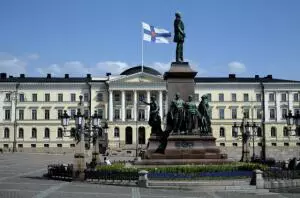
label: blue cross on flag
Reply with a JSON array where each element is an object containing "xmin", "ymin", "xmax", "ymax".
[{"xmin": 142, "ymin": 22, "xmax": 171, "ymax": 43}]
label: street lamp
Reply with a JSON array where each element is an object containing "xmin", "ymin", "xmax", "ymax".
[
  {"xmin": 285, "ymin": 110, "xmax": 300, "ymax": 136},
  {"xmin": 61, "ymin": 110, "xmax": 70, "ymax": 134}
]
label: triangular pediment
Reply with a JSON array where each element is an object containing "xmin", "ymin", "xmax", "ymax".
[{"xmin": 109, "ymin": 72, "xmax": 164, "ymax": 84}]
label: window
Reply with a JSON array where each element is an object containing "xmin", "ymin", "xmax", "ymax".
[
  {"xmin": 57, "ymin": 144, "xmax": 62, "ymax": 148},
  {"xmin": 219, "ymin": 127, "xmax": 225, "ymax": 137},
  {"xmin": 271, "ymin": 127, "xmax": 276, "ymax": 137},
  {"xmin": 232, "ymin": 143, "xmax": 238, "ymax": 147},
  {"xmin": 284, "ymin": 143, "xmax": 289, "ymax": 147},
  {"xmin": 258, "ymin": 143, "xmax": 262, "ymax": 147},
  {"xmin": 139, "ymin": 93, "xmax": 145, "ymax": 101},
  {"xmin": 4, "ymin": 144, "xmax": 8, "ymax": 148},
  {"xmin": 84, "ymin": 109, "xmax": 89, "ymax": 117},
  {"xmin": 70, "ymin": 144, "xmax": 75, "ymax": 148},
  {"xmin": 97, "ymin": 93, "xmax": 103, "ymax": 102},
  {"xmin": 70, "ymin": 128, "xmax": 76, "ymax": 138},
  {"xmin": 138, "ymin": 109, "xmax": 145, "ymax": 121},
  {"xmin": 84, "ymin": 93, "xmax": 89, "ymax": 102},
  {"xmin": 114, "ymin": 127, "xmax": 120, "ymax": 137},
  {"xmin": 270, "ymin": 109, "xmax": 276, "ymax": 120},
  {"xmin": 219, "ymin": 93, "xmax": 224, "ymax": 102},
  {"xmin": 18, "ymin": 128, "xmax": 24, "ymax": 138},
  {"xmin": 5, "ymin": 109, "xmax": 11, "ymax": 120},
  {"xmin": 269, "ymin": 93, "xmax": 275, "ymax": 102},
  {"xmin": 207, "ymin": 93, "xmax": 212, "ymax": 102},
  {"xmin": 243, "ymin": 109, "xmax": 250, "ymax": 119},
  {"xmin": 243, "ymin": 93, "xmax": 249, "ymax": 102},
  {"xmin": 232, "ymin": 127, "xmax": 237, "ymax": 137},
  {"xmin": 114, "ymin": 93, "xmax": 120, "ymax": 102},
  {"xmin": 5, "ymin": 93, "xmax": 10, "ymax": 101},
  {"xmin": 256, "ymin": 108, "xmax": 262, "ymax": 119},
  {"xmin": 126, "ymin": 93, "xmax": 132, "ymax": 102},
  {"xmin": 194, "ymin": 94, "xmax": 199, "ymax": 101},
  {"xmin": 32, "ymin": 128, "xmax": 37, "ymax": 138},
  {"xmin": 71, "ymin": 109, "xmax": 76, "ymax": 119},
  {"xmin": 282, "ymin": 109, "xmax": 288, "ymax": 119},
  {"xmin": 19, "ymin": 109, "xmax": 24, "ymax": 120},
  {"xmin": 58, "ymin": 93, "xmax": 63, "ymax": 102},
  {"xmin": 114, "ymin": 109, "xmax": 120, "ymax": 119},
  {"xmin": 231, "ymin": 93, "xmax": 236, "ymax": 102},
  {"xmin": 32, "ymin": 93, "xmax": 37, "ymax": 102},
  {"xmin": 31, "ymin": 144, "xmax": 36, "ymax": 148},
  {"xmin": 71, "ymin": 93, "xmax": 76, "ymax": 102},
  {"xmin": 219, "ymin": 108, "xmax": 224, "ymax": 119},
  {"xmin": 126, "ymin": 109, "xmax": 132, "ymax": 119},
  {"xmin": 256, "ymin": 94, "xmax": 261, "ymax": 102},
  {"xmin": 296, "ymin": 127, "xmax": 300, "ymax": 136},
  {"xmin": 97, "ymin": 109, "xmax": 103, "ymax": 119},
  {"xmin": 57, "ymin": 109, "xmax": 63, "ymax": 119},
  {"xmin": 4, "ymin": 128, "xmax": 9, "ymax": 138},
  {"xmin": 281, "ymin": 93, "xmax": 287, "ymax": 102},
  {"xmin": 44, "ymin": 128, "xmax": 50, "ymax": 138},
  {"xmin": 45, "ymin": 93, "xmax": 50, "ymax": 102},
  {"xmin": 294, "ymin": 93, "xmax": 299, "ymax": 102},
  {"xmin": 19, "ymin": 93, "xmax": 25, "ymax": 102},
  {"xmin": 271, "ymin": 143, "xmax": 277, "ymax": 146},
  {"xmin": 125, "ymin": 127, "xmax": 133, "ymax": 144},
  {"xmin": 57, "ymin": 128, "xmax": 63, "ymax": 138},
  {"xmin": 257, "ymin": 127, "xmax": 262, "ymax": 137},
  {"xmin": 32, "ymin": 109, "xmax": 37, "ymax": 120},
  {"xmin": 45, "ymin": 109, "xmax": 50, "ymax": 120},
  {"xmin": 44, "ymin": 144, "xmax": 49, "ymax": 148},
  {"xmin": 283, "ymin": 127, "xmax": 289, "ymax": 137},
  {"xmin": 18, "ymin": 144, "xmax": 23, "ymax": 148},
  {"xmin": 220, "ymin": 143, "xmax": 225, "ymax": 147},
  {"xmin": 231, "ymin": 108, "xmax": 237, "ymax": 119},
  {"xmin": 138, "ymin": 127, "xmax": 146, "ymax": 144}
]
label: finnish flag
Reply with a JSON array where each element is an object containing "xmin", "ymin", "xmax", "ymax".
[{"xmin": 142, "ymin": 22, "xmax": 171, "ymax": 44}]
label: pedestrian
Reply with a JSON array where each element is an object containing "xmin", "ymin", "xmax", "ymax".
[{"xmin": 104, "ymin": 157, "xmax": 111, "ymax": 165}]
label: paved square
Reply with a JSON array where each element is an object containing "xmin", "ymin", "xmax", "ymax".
[{"xmin": 0, "ymin": 153, "xmax": 299, "ymax": 198}]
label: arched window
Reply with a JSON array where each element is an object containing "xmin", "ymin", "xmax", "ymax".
[
  {"xmin": 114, "ymin": 127, "xmax": 120, "ymax": 137},
  {"xmin": 138, "ymin": 127, "xmax": 146, "ymax": 144},
  {"xmin": 18, "ymin": 128, "xmax": 24, "ymax": 138},
  {"xmin": 125, "ymin": 127, "xmax": 132, "ymax": 144},
  {"xmin": 57, "ymin": 128, "xmax": 63, "ymax": 138},
  {"xmin": 44, "ymin": 128, "xmax": 50, "ymax": 138},
  {"xmin": 219, "ymin": 127, "xmax": 225, "ymax": 137},
  {"xmin": 271, "ymin": 127, "xmax": 277, "ymax": 137},
  {"xmin": 283, "ymin": 127, "xmax": 289, "ymax": 137},
  {"xmin": 296, "ymin": 127, "xmax": 300, "ymax": 136},
  {"xmin": 4, "ymin": 128, "xmax": 9, "ymax": 138},
  {"xmin": 70, "ymin": 127, "xmax": 76, "ymax": 137},
  {"xmin": 256, "ymin": 127, "xmax": 262, "ymax": 137},
  {"xmin": 32, "ymin": 128, "xmax": 37, "ymax": 138}
]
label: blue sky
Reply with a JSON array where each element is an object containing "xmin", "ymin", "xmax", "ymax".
[{"xmin": 0, "ymin": 0, "xmax": 299, "ymax": 80}]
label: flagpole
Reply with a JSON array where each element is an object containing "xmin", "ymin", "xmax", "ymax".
[{"xmin": 141, "ymin": 23, "xmax": 144, "ymax": 73}]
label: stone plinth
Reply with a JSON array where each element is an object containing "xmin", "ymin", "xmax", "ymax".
[{"xmin": 145, "ymin": 135, "xmax": 162, "ymax": 159}]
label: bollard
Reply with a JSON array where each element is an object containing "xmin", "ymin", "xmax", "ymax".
[
  {"xmin": 254, "ymin": 169, "xmax": 264, "ymax": 189},
  {"xmin": 271, "ymin": 180, "xmax": 279, "ymax": 189},
  {"xmin": 138, "ymin": 170, "xmax": 149, "ymax": 188},
  {"xmin": 278, "ymin": 180, "xmax": 286, "ymax": 188}
]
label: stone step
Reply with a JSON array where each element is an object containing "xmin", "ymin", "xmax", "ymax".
[{"xmin": 148, "ymin": 179, "xmax": 251, "ymax": 187}]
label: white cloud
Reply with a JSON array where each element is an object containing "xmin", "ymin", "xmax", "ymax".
[
  {"xmin": 27, "ymin": 53, "xmax": 39, "ymax": 60},
  {"xmin": 0, "ymin": 52, "xmax": 27, "ymax": 75},
  {"xmin": 93, "ymin": 61, "xmax": 129, "ymax": 75},
  {"xmin": 228, "ymin": 61, "xmax": 246, "ymax": 74}
]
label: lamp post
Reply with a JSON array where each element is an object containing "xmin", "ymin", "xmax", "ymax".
[{"xmin": 91, "ymin": 110, "xmax": 101, "ymax": 163}]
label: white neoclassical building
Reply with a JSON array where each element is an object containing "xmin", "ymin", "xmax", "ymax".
[{"xmin": 1, "ymin": 66, "xmax": 300, "ymax": 160}]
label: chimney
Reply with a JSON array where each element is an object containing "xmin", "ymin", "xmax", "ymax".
[
  {"xmin": 20, "ymin": 74, "xmax": 25, "ymax": 78},
  {"xmin": 65, "ymin": 74, "xmax": 69, "ymax": 78},
  {"xmin": 255, "ymin": 75, "xmax": 259, "ymax": 79},
  {"xmin": 86, "ymin": 74, "xmax": 91, "ymax": 79},
  {"xmin": 266, "ymin": 74, "xmax": 272, "ymax": 79},
  {"xmin": 47, "ymin": 73, "xmax": 51, "ymax": 78},
  {"xmin": 0, "ymin": 73, "xmax": 7, "ymax": 79},
  {"xmin": 228, "ymin": 74, "xmax": 236, "ymax": 79}
]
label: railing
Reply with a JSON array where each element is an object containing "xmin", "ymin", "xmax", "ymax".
[
  {"xmin": 84, "ymin": 170, "xmax": 139, "ymax": 182},
  {"xmin": 47, "ymin": 164, "xmax": 73, "ymax": 181},
  {"xmin": 263, "ymin": 168, "xmax": 300, "ymax": 181}
]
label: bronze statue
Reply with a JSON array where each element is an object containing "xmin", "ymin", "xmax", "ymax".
[
  {"xmin": 170, "ymin": 92, "xmax": 185, "ymax": 133},
  {"xmin": 185, "ymin": 95, "xmax": 198, "ymax": 134},
  {"xmin": 142, "ymin": 95, "xmax": 162, "ymax": 135},
  {"xmin": 173, "ymin": 12, "xmax": 185, "ymax": 62},
  {"xmin": 198, "ymin": 95, "xmax": 211, "ymax": 135}
]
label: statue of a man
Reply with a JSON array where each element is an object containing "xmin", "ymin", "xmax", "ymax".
[
  {"xmin": 170, "ymin": 92, "xmax": 185, "ymax": 133},
  {"xmin": 198, "ymin": 95, "xmax": 211, "ymax": 134},
  {"xmin": 173, "ymin": 12, "xmax": 185, "ymax": 62},
  {"xmin": 141, "ymin": 96, "xmax": 160, "ymax": 127},
  {"xmin": 185, "ymin": 95, "xmax": 198, "ymax": 134}
]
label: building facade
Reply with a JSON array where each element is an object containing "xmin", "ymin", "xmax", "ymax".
[{"xmin": 1, "ymin": 67, "xmax": 300, "ymax": 160}]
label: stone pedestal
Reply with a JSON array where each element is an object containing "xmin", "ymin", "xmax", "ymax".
[
  {"xmin": 73, "ymin": 133, "xmax": 86, "ymax": 181},
  {"xmin": 145, "ymin": 135, "xmax": 162, "ymax": 159},
  {"xmin": 92, "ymin": 138, "xmax": 100, "ymax": 163}
]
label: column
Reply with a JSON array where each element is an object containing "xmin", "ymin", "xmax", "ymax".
[
  {"xmin": 159, "ymin": 90, "xmax": 163, "ymax": 119},
  {"xmin": 276, "ymin": 92, "xmax": 281, "ymax": 121},
  {"xmin": 109, "ymin": 90, "xmax": 113, "ymax": 121},
  {"xmin": 121, "ymin": 91, "xmax": 125, "ymax": 121},
  {"xmin": 288, "ymin": 92, "xmax": 293, "ymax": 112},
  {"xmin": 146, "ymin": 91, "xmax": 150, "ymax": 120},
  {"xmin": 264, "ymin": 92, "xmax": 269, "ymax": 122},
  {"xmin": 134, "ymin": 90, "xmax": 137, "ymax": 121}
]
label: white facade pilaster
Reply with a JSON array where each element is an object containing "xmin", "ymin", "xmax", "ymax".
[
  {"xmin": 264, "ymin": 92, "xmax": 269, "ymax": 122},
  {"xmin": 134, "ymin": 90, "xmax": 137, "ymax": 121},
  {"xmin": 288, "ymin": 92, "xmax": 293, "ymax": 112},
  {"xmin": 109, "ymin": 90, "xmax": 113, "ymax": 121},
  {"xmin": 146, "ymin": 91, "xmax": 150, "ymax": 120},
  {"xmin": 121, "ymin": 91, "xmax": 125, "ymax": 121},
  {"xmin": 276, "ymin": 92, "xmax": 281, "ymax": 121},
  {"xmin": 159, "ymin": 90, "xmax": 163, "ymax": 119}
]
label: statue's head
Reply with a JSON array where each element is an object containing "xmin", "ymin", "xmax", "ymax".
[
  {"xmin": 175, "ymin": 92, "xmax": 180, "ymax": 99},
  {"xmin": 151, "ymin": 95, "xmax": 156, "ymax": 101},
  {"xmin": 188, "ymin": 95, "xmax": 193, "ymax": 101},
  {"xmin": 201, "ymin": 95, "xmax": 208, "ymax": 104},
  {"xmin": 175, "ymin": 12, "xmax": 181, "ymax": 19}
]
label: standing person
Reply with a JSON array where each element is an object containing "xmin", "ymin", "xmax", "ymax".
[
  {"xmin": 173, "ymin": 12, "xmax": 185, "ymax": 62},
  {"xmin": 104, "ymin": 157, "xmax": 111, "ymax": 165}
]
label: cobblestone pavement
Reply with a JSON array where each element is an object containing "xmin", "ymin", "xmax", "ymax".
[{"xmin": 0, "ymin": 153, "xmax": 299, "ymax": 198}]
